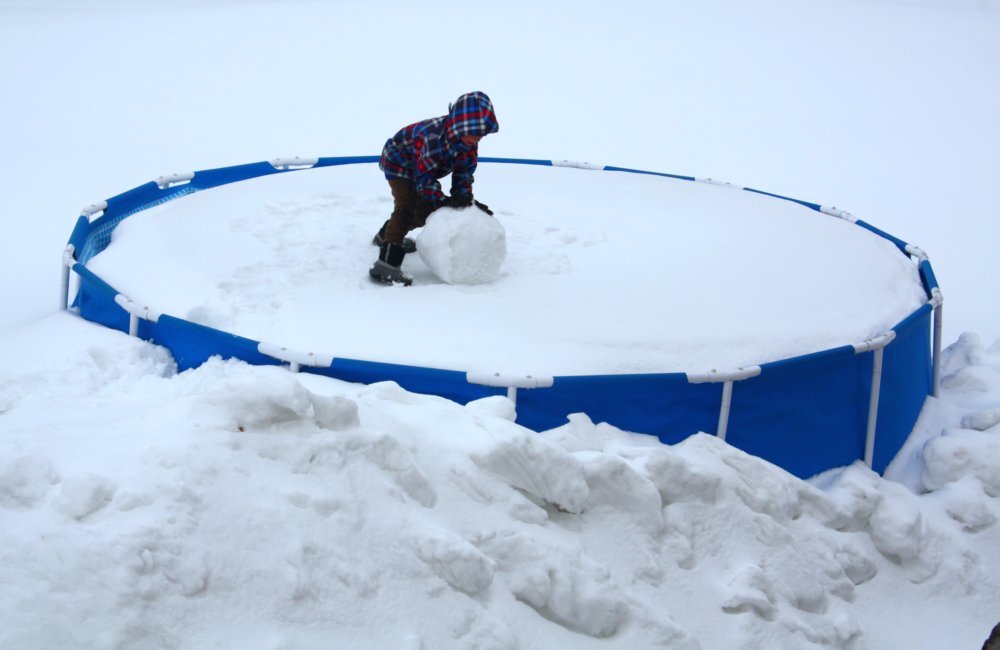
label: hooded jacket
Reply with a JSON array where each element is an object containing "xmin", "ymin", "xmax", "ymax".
[{"xmin": 380, "ymin": 92, "xmax": 499, "ymax": 207}]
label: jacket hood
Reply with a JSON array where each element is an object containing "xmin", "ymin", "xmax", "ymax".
[{"xmin": 445, "ymin": 91, "xmax": 500, "ymax": 141}]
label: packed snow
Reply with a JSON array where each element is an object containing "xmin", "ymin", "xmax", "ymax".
[{"xmin": 1, "ymin": 1, "xmax": 999, "ymax": 648}]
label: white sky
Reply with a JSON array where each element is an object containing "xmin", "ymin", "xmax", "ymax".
[{"xmin": 0, "ymin": 0, "xmax": 998, "ymax": 346}]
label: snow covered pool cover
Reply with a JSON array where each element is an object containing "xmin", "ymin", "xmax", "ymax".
[
  {"xmin": 87, "ymin": 162, "xmax": 925, "ymax": 376},
  {"xmin": 69, "ymin": 158, "xmax": 937, "ymax": 478}
]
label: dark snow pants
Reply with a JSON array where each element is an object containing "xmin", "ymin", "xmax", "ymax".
[{"xmin": 383, "ymin": 178, "xmax": 435, "ymax": 245}]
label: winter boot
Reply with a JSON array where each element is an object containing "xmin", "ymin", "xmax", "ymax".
[
  {"xmin": 372, "ymin": 220, "xmax": 416, "ymax": 253},
  {"xmin": 369, "ymin": 242, "xmax": 412, "ymax": 286}
]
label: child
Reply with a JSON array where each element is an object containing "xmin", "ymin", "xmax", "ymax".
[{"xmin": 370, "ymin": 91, "xmax": 499, "ymax": 285}]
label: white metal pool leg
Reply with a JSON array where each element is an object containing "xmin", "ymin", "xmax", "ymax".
[
  {"xmin": 60, "ymin": 245, "xmax": 75, "ymax": 311},
  {"xmin": 932, "ymin": 302, "xmax": 943, "ymax": 398},
  {"xmin": 60, "ymin": 263, "xmax": 70, "ymax": 311},
  {"xmin": 717, "ymin": 380, "xmax": 734, "ymax": 442},
  {"xmin": 864, "ymin": 346, "xmax": 886, "ymax": 468}
]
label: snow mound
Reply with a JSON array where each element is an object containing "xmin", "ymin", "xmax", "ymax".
[
  {"xmin": 416, "ymin": 206, "xmax": 506, "ymax": 284},
  {"xmin": 1, "ymin": 323, "xmax": 1000, "ymax": 648}
]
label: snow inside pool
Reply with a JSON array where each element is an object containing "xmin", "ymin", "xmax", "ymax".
[{"xmin": 87, "ymin": 163, "xmax": 927, "ymax": 376}]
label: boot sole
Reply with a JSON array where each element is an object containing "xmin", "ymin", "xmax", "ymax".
[{"xmin": 369, "ymin": 270, "xmax": 413, "ymax": 287}]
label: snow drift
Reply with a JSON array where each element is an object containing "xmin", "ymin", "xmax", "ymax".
[{"xmin": 0, "ymin": 317, "xmax": 998, "ymax": 649}]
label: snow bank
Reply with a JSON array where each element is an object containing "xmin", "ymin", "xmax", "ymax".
[
  {"xmin": 417, "ymin": 206, "xmax": 507, "ymax": 285},
  {"xmin": 1, "ymin": 317, "xmax": 999, "ymax": 648}
]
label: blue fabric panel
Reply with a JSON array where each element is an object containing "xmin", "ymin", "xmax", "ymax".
[
  {"xmin": 146, "ymin": 315, "xmax": 280, "ymax": 372},
  {"xmin": 727, "ymin": 345, "xmax": 870, "ymax": 479},
  {"xmin": 855, "ymin": 220, "xmax": 910, "ymax": 254},
  {"xmin": 100, "ymin": 181, "xmax": 195, "ymax": 222},
  {"xmin": 188, "ymin": 162, "xmax": 280, "ymax": 190},
  {"xmin": 72, "ymin": 263, "xmax": 129, "ymax": 334},
  {"xmin": 919, "ymin": 260, "xmax": 939, "ymax": 292},
  {"xmin": 741, "ymin": 187, "xmax": 822, "ymax": 212},
  {"xmin": 67, "ymin": 216, "xmax": 91, "ymax": 255},
  {"xmin": 515, "ymin": 373, "xmax": 720, "ymax": 443},
  {"xmin": 310, "ymin": 358, "xmax": 502, "ymax": 405},
  {"xmin": 873, "ymin": 305, "xmax": 933, "ymax": 472},
  {"xmin": 603, "ymin": 166, "xmax": 697, "ymax": 182}
]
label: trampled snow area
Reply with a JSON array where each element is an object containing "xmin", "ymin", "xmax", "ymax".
[
  {"xmin": 2, "ymin": 1, "xmax": 1000, "ymax": 648},
  {"xmin": 86, "ymin": 163, "xmax": 925, "ymax": 374}
]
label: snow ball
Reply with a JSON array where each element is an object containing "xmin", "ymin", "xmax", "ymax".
[
  {"xmin": 54, "ymin": 473, "xmax": 116, "ymax": 520},
  {"xmin": 416, "ymin": 207, "xmax": 506, "ymax": 284},
  {"xmin": 0, "ymin": 455, "xmax": 59, "ymax": 508}
]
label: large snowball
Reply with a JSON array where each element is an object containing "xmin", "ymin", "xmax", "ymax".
[{"xmin": 416, "ymin": 207, "xmax": 506, "ymax": 284}]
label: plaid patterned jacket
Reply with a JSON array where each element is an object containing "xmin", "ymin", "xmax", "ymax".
[{"xmin": 380, "ymin": 92, "xmax": 499, "ymax": 207}]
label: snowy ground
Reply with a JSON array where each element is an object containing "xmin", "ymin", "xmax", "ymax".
[{"xmin": 2, "ymin": 1, "xmax": 1000, "ymax": 648}]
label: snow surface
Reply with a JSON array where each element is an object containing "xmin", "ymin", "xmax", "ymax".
[
  {"xmin": 85, "ymin": 163, "xmax": 924, "ymax": 375},
  {"xmin": 2, "ymin": 1, "xmax": 1000, "ymax": 648}
]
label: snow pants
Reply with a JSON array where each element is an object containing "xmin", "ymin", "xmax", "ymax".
[{"xmin": 384, "ymin": 178, "xmax": 435, "ymax": 245}]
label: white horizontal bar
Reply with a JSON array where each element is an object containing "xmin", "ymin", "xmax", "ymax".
[
  {"xmin": 551, "ymin": 160, "xmax": 604, "ymax": 170},
  {"xmin": 695, "ymin": 177, "xmax": 744, "ymax": 190},
  {"xmin": 820, "ymin": 206, "xmax": 857, "ymax": 222},
  {"xmin": 258, "ymin": 342, "xmax": 334, "ymax": 368},
  {"xmin": 113, "ymin": 294, "xmax": 161, "ymax": 323},
  {"xmin": 466, "ymin": 372, "xmax": 554, "ymax": 389},
  {"xmin": 852, "ymin": 331, "xmax": 896, "ymax": 354},
  {"xmin": 686, "ymin": 366, "xmax": 761, "ymax": 384},
  {"xmin": 80, "ymin": 201, "xmax": 108, "ymax": 219},
  {"xmin": 269, "ymin": 157, "xmax": 319, "ymax": 170},
  {"xmin": 155, "ymin": 172, "xmax": 195, "ymax": 189}
]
